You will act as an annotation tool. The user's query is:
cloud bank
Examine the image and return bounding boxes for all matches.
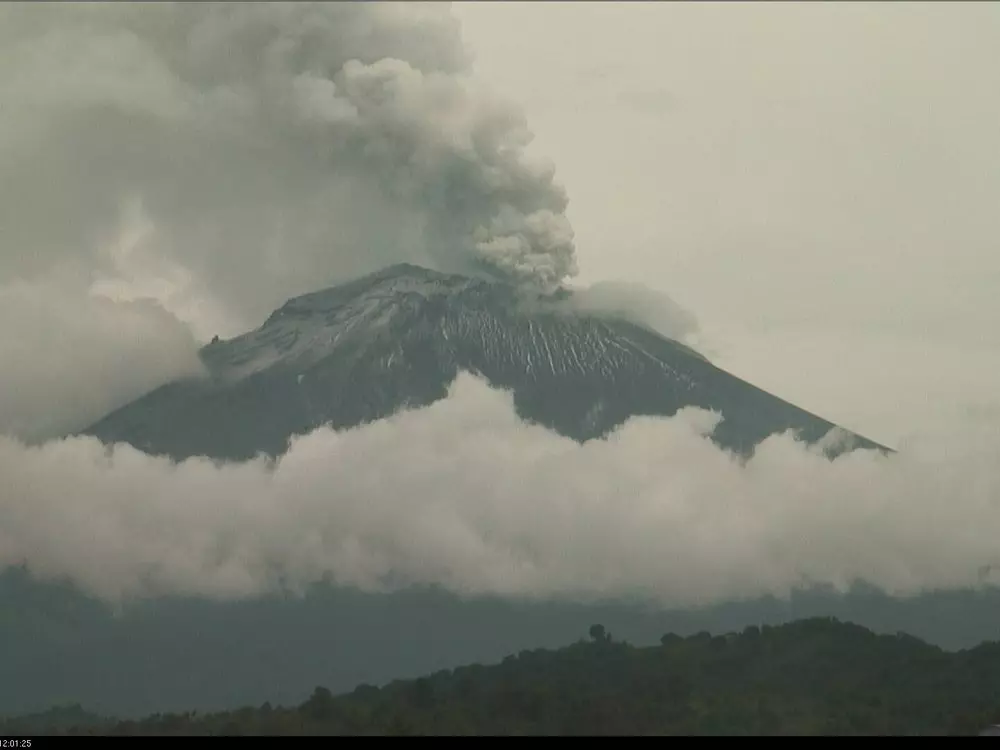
[3,373,998,607]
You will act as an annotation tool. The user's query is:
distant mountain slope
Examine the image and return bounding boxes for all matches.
[82,263,884,461]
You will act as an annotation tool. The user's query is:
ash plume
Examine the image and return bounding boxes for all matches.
[0,2,578,341]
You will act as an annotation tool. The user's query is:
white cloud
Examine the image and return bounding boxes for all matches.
[3,373,999,608]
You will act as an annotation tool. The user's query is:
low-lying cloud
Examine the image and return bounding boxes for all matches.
[3,373,998,607]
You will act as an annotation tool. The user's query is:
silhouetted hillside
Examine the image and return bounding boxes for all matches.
[13,618,1000,736]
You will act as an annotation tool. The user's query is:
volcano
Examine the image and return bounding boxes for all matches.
[82,263,884,461]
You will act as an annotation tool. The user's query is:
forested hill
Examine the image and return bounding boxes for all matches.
[7,617,1000,736]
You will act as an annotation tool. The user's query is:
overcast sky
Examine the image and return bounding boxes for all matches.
[454,2,1000,448]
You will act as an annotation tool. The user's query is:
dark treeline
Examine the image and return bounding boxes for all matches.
[5,617,1000,736]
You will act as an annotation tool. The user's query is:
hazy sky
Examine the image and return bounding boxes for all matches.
[454,2,1000,447]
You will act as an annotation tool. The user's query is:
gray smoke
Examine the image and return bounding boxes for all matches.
[3,373,1000,606]
[0,2,578,341]
[560,280,701,346]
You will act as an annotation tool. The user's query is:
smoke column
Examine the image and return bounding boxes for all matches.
[0,2,578,337]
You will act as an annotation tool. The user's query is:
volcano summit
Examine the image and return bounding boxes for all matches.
[83,263,884,460]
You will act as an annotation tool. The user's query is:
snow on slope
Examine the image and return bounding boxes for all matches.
[201,263,698,390]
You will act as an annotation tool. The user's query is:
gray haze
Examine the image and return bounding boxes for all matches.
[3,373,1000,606]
